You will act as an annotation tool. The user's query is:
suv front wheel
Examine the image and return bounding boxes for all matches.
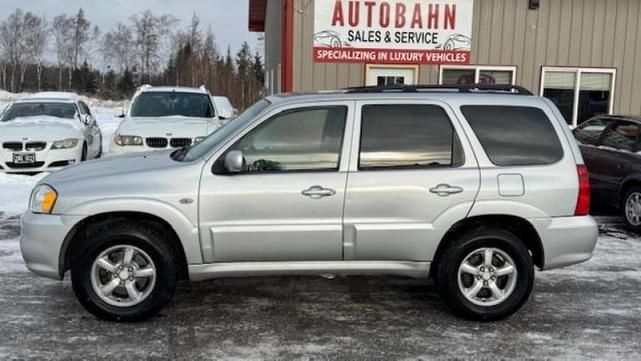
[436,227,534,321]
[71,222,177,322]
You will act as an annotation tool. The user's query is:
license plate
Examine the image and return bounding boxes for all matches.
[12,153,36,164]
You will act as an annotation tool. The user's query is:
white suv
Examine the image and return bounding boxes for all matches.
[21,85,598,322]
[0,92,102,173]
[111,86,228,154]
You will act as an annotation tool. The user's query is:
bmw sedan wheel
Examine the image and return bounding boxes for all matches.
[623,187,641,232]
[81,143,87,162]
[71,222,177,322]
[436,227,534,321]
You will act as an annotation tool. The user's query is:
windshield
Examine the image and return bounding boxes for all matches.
[1,102,77,122]
[130,92,215,118]
[178,99,272,162]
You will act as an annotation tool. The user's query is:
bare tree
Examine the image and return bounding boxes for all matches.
[202,26,218,89]
[23,12,48,90]
[102,23,134,73]
[52,14,74,90]
[130,10,176,83]
[71,8,90,70]
[0,9,25,91]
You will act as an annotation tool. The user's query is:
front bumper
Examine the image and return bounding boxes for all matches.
[0,146,82,173]
[530,216,599,270]
[20,212,83,280]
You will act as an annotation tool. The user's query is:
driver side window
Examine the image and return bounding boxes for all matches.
[228,106,347,173]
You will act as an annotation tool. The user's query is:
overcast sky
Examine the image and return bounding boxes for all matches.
[0,0,260,60]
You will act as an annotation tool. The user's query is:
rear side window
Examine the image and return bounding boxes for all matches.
[359,104,464,170]
[461,106,564,166]
[601,121,640,152]
[574,118,613,145]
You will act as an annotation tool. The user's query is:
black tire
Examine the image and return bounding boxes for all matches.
[71,222,177,322]
[81,143,87,162]
[621,187,641,233]
[436,227,534,321]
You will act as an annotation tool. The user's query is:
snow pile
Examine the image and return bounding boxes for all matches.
[0,173,47,216]
[0,90,31,103]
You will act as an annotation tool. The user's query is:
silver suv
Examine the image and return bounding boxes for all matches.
[21,85,598,322]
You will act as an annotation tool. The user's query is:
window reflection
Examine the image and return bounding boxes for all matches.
[359,105,463,170]
[232,107,347,173]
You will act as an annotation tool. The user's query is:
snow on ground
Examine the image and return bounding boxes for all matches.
[0,173,46,217]
[0,91,126,155]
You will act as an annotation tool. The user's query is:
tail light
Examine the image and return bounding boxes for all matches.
[575,165,591,216]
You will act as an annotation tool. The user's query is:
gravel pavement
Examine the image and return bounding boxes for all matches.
[1,214,640,360]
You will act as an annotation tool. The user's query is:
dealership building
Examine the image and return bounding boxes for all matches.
[249,0,641,127]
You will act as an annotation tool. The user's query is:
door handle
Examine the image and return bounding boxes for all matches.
[429,184,464,197]
[302,186,336,199]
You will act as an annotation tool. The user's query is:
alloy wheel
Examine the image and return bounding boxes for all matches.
[90,245,157,307]
[625,192,641,226]
[457,247,518,307]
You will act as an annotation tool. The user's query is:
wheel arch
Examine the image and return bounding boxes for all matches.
[431,214,545,277]
[59,211,189,280]
[619,177,641,204]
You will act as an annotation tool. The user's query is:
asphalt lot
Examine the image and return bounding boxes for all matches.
[1,213,641,360]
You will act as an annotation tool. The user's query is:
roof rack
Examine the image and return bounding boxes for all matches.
[343,84,534,95]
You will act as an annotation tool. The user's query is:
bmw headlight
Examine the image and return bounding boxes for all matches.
[30,185,58,214]
[115,134,143,146]
[194,136,206,144]
[52,138,79,149]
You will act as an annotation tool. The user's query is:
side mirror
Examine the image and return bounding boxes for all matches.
[117,113,126,118]
[83,114,94,125]
[224,150,244,173]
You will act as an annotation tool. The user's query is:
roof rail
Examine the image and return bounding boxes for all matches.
[343,84,534,95]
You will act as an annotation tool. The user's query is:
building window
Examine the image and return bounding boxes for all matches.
[540,67,616,127]
[439,65,517,85]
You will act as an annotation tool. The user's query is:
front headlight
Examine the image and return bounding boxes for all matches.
[52,138,79,149]
[115,134,143,146]
[30,185,58,214]
[194,136,206,144]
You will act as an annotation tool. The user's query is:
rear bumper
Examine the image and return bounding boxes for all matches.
[20,212,83,280]
[530,216,599,270]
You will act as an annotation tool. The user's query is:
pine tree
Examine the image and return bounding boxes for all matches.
[252,51,265,85]
[118,67,135,96]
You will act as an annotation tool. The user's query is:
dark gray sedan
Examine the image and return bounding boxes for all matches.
[574,115,641,230]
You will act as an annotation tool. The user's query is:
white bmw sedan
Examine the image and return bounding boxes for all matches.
[0,92,102,173]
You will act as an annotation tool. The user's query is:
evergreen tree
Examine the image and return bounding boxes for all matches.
[252,51,265,85]
[117,67,135,96]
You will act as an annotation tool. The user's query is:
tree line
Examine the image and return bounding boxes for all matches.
[0,8,265,109]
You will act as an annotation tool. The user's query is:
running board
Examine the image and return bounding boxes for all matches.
[188,261,431,281]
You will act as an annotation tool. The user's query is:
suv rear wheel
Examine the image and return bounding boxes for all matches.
[70,222,177,322]
[436,227,534,321]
